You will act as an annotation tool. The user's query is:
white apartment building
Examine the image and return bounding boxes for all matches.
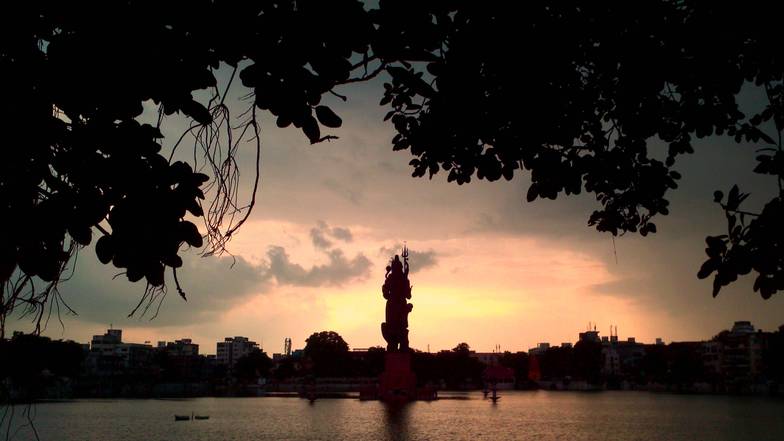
[216,336,259,368]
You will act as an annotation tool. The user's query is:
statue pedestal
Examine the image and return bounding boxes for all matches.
[378,352,417,403]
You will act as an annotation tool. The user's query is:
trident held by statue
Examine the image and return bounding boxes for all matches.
[402,243,409,275]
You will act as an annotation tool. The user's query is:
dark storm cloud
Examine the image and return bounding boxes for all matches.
[378,244,438,273]
[583,230,784,336]
[53,228,371,327]
[266,246,371,287]
[590,278,648,297]
[57,249,271,327]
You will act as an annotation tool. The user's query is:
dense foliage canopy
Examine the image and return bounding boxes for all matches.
[2,1,783,334]
[304,331,350,377]
[234,349,273,382]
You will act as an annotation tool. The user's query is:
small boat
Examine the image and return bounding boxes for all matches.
[194,415,210,420]
[174,415,190,421]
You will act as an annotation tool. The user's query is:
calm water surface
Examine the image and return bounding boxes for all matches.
[4,391,784,441]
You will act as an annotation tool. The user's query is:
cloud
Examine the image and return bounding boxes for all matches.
[589,277,652,299]
[266,246,372,287]
[309,220,353,249]
[26,218,370,331]
[323,178,364,205]
[330,227,353,242]
[310,227,333,249]
[378,244,438,273]
[52,249,271,327]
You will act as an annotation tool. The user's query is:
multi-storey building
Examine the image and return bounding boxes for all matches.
[528,343,550,356]
[158,338,199,357]
[716,321,766,388]
[216,336,259,368]
[87,328,153,375]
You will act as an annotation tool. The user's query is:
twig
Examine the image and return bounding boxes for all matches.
[173,267,187,301]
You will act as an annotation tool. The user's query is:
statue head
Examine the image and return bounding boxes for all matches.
[391,255,403,272]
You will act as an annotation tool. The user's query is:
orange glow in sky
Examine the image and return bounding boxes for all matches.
[20,73,784,355]
[116,220,646,354]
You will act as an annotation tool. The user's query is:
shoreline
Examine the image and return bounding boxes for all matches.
[8,387,780,405]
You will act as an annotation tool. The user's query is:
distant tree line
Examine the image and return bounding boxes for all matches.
[3,328,782,399]
[0,333,84,401]
[411,343,486,388]
[300,333,486,387]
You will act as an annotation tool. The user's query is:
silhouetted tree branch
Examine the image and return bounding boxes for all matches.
[2,0,784,338]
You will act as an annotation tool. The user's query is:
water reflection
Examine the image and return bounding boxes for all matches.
[3,392,784,441]
[382,403,412,441]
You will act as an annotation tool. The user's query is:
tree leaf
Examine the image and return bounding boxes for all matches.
[697,258,718,279]
[712,276,722,297]
[181,99,212,125]
[526,184,538,202]
[315,105,342,128]
[95,235,114,264]
[302,116,321,144]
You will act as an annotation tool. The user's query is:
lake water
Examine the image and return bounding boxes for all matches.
[3,391,784,441]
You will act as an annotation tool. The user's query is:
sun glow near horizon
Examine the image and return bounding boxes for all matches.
[186,220,642,354]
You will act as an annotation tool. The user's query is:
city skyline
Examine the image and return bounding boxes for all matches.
[41,318,782,358]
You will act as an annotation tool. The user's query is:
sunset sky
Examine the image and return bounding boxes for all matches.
[13,69,784,355]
